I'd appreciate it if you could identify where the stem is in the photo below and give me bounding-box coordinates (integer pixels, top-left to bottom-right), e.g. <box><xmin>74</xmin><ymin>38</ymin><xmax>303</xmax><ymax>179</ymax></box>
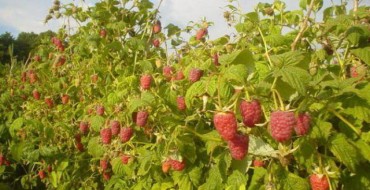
<box><xmin>330</xmin><ymin>110</ymin><xmax>361</xmax><ymax>136</ymax></box>
<box><xmin>272</xmin><ymin>89</ymin><xmax>285</xmax><ymax>111</ymax></box>
<box><xmin>257</xmin><ymin>27</ymin><xmax>273</xmax><ymax>68</ymax></box>
<box><xmin>291</xmin><ymin>0</ymin><xmax>315</xmax><ymax>51</ymax></box>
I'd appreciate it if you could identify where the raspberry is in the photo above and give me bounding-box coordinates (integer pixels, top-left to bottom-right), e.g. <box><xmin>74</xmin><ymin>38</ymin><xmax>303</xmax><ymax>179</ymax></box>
<box><xmin>310</xmin><ymin>174</ymin><xmax>329</xmax><ymax>190</ymax></box>
<box><xmin>228</xmin><ymin>134</ymin><xmax>249</xmax><ymax>160</ymax></box>
<box><xmin>100</xmin><ymin>29</ymin><xmax>107</xmax><ymax>38</ymax></box>
<box><xmin>270</xmin><ymin>111</ymin><xmax>296</xmax><ymax>142</ymax></box>
<box><xmin>120</xmin><ymin>127</ymin><xmax>133</xmax><ymax>143</ymax></box>
<box><xmin>75</xmin><ymin>133</ymin><xmax>81</xmax><ymax>143</ymax></box>
<box><xmin>110</xmin><ymin>120</ymin><xmax>121</xmax><ymax>136</ymax></box>
<box><xmin>28</xmin><ymin>70</ymin><xmax>37</xmax><ymax>84</ymax></box>
<box><xmin>48</xmin><ymin>165</ymin><xmax>52</xmax><ymax>173</ymax></box>
<box><xmin>79</xmin><ymin>121</ymin><xmax>89</xmax><ymax>135</ymax></box>
<box><xmin>39</xmin><ymin>170</ymin><xmax>47</xmax><ymax>179</ymax></box>
<box><xmin>140</xmin><ymin>74</ymin><xmax>152</xmax><ymax>90</ymax></box>
<box><xmin>136</xmin><ymin>111</ymin><xmax>149</xmax><ymax>127</ymax></box>
<box><xmin>239</xmin><ymin>99</ymin><xmax>262</xmax><ymax>127</ymax></box>
<box><xmin>100</xmin><ymin>159</ymin><xmax>109</xmax><ymax>171</ymax></box>
<box><xmin>253</xmin><ymin>159</ymin><xmax>265</xmax><ymax>167</ymax></box>
<box><xmin>121</xmin><ymin>154</ymin><xmax>131</xmax><ymax>164</ymax></box>
<box><xmin>163</xmin><ymin>66</ymin><xmax>173</xmax><ymax>80</ymax></box>
<box><xmin>0</xmin><ymin>155</ymin><xmax>4</xmax><ymax>166</ymax></box>
<box><xmin>350</xmin><ymin>64</ymin><xmax>367</xmax><ymax>80</ymax></box>
<box><xmin>34</xmin><ymin>55</ymin><xmax>41</xmax><ymax>62</ymax></box>
<box><xmin>76</xmin><ymin>142</ymin><xmax>84</xmax><ymax>152</ymax></box>
<box><xmin>213</xmin><ymin>112</ymin><xmax>237</xmax><ymax>140</ymax></box>
<box><xmin>91</xmin><ymin>74</ymin><xmax>98</xmax><ymax>83</ymax></box>
<box><xmin>196</xmin><ymin>28</ymin><xmax>208</xmax><ymax>41</ymax></box>
<box><xmin>33</xmin><ymin>90</ymin><xmax>40</xmax><ymax>100</ymax></box>
<box><xmin>100</xmin><ymin>128</ymin><xmax>112</xmax><ymax>144</ymax></box>
<box><xmin>103</xmin><ymin>172</ymin><xmax>111</xmax><ymax>181</ymax></box>
<box><xmin>189</xmin><ymin>68</ymin><xmax>203</xmax><ymax>83</ymax></box>
<box><xmin>61</xmin><ymin>94</ymin><xmax>69</xmax><ymax>104</ymax></box>
<box><xmin>212</xmin><ymin>53</ymin><xmax>220</xmax><ymax>66</ymax></box>
<box><xmin>170</xmin><ymin>159</ymin><xmax>186</xmax><ymax>171</ymax></box>
<box><xmin>162</xmin><ymin>160</ymin><xmax>171</xmax><ymax>173</ymax></box>
<box><xmin>96</xmin><ymin>105</ymin><xmax>105</xmax><ymax>116</ymax></box>
<box><xmin>295</xmin><ymin>113</ymin><xmax>311</xmax><ymax>136</ymax></box>
<box><xmin>56</xmin><ymin>56</ymin><xmax>66</xmax><ymax>67</ymax></box>
<box><xmin>173</xmin><ymin>70</ymin><xmax>185</xmax><ymax>81</ymax></box>
<box><xmin>176</xmin><ymin>96</ymin><xmax>186</xmax><ymax>111</ymax></box>
<box><xmin>152</xmin><ymin>39</ymin><xmax>160</xmax><ymax>48</ymax></box>
<box><xmin>153</xmin><ymin>20</ymin><xmax>161</xmax><ymax>34</ymax></box>
<box><xmin>45</xmin><ymin>97</ymin><xmax>54</xmax><ymax>108</ymax></box>
<box><xmin>21</xmin><ymin>72</ymin><xmax>27</xmax><ymax>82</ymax></box>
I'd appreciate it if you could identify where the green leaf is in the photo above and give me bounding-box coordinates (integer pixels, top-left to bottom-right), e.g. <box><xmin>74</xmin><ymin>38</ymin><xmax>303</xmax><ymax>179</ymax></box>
<box><xmin>248</xmin><ymin>168</ymin><xmax>267</xmax><ymax>190</ymax></box>
<box><xmin>329</xmin><ymin>134</ymin><xmax>360</xmax><ymax>172</ymax></box>
<box><xmin>223</xmin><ymin>64</ymin><xmax>248</xmax><ymax>84</ymax></box>
<box><xmin>226</xmin><ymin>170</ymin><xmax>247</xmax><ymax>190</ymax></box>
<box><xmin>219</xmin><ymin>49</ymin><xmax>255</xmax><ymax>74</ymax></box>
<box><xmin>185</xmin><ymin>81</ymin><xmax>206</xmax><ymax>107</ymax></box>
<box><xmin>112</xmin><ymin>157</ymin><xmax>125</xmax><ymax>176</ymax></box>
<box><xmin>353</xmin><ymin>139</ymin><xmax>370</xmax><ymax>162</ymax></box>
<box><xmin>139</xmin><ymin>60</ymin><xmax>153</xmax><ymax>73</ymax></box>
<box><xmin>280</xmin><ymin>171</ymin><xmax>310</xmax><ymax>190</ymax></box>
<box><xmin>87</xmin><ymin>137</ymin><xmax>105</xmax><ymax>158</ymax></box>
<box><xmin>89</xmin><ymin>115</ymin><xmax>105</xmax><ymax>132</ymax></box>
<box><xmin>165</xmin><ymin>24</ymin><xmax>181</xmax><ymax>37</ymax></box>
<box><xmin>199</xmin><ymin>166</ymin><xmax>223</xmax><ymax>190</ymax></box>
<box><xmin>310</xmin><ymin>120</ymin><xmax>332</xmax><ymax>143</ymax></box>
<box><xmin>137</xmin><ymin>152</ymin><xmax>152</xmax><ymax>176</ymax></box>
<box><xmin>351</xmin><ymin>47</ymin><xmax>370</xmax><ymax>66</ymax></box>
<box><xmin>9</xmin><ymin>117</ymin><xmax>23</xmax><ymax>137</ymax></box>
<box><xmin>177</xmin><ymin>136</ymin><xmax>197</xmax><ymax>163</ymax></box>
<box><xmin>189</xmin><ymin>167</ymin><xmax>202</xmax><ymax>187</ymax></box>
<box><xmin>249</xmin><ymin>135</ymin><xmax>277</xmax><ymax>157</ymax></box>
<box><xmin>10</xmin><ymin>142</ymin><xmax>25</xmax><ymax>162</ymax></box>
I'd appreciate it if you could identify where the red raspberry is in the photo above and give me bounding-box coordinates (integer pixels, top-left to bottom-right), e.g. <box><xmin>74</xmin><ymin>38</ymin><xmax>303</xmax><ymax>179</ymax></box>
<box><xmin>91</xmin><ymin>74</ymin><xmax>98</xmax><ymax>83</ymax></box>
<box><xmin>253</xmin><ymin>159</ymin><xmax>265</xmax><ymax>167</ymax></box>
<box><xmin>0</xmin><ymin>154</ymin><xmax>4</xmax><ymax>166</ymax></box>
<box><xmin>163</xmin><ymin>66</ymin><xmax>173</xmax><ymax>80</ymax></box>
<box><xmin>48</xmin><ymin>165</ymin><xmax>52</xmax><ymax>173</ymax></box>
<box><xmin>120</xmin><ymin>127</ymin><xmax>133</xmax><ymax>143</ymax></box>
<box><xmin>162</xmin><ymin>160</ymin><xmax>171</xmax><ymax>173</ymax></box>
<box><xmin>96</xmin><ymin>105</ymin><xmax>105</xmax><ymax>116</ymax></box>
<box><xmin>212</xmin><ymin>53</ymin><xmax>220</xmax><ymax>66</ymax></box>
<box><xmin>228</xmin><ymin>134</ymin><xmax>249</xmax><ymax>160</ymax></box>
<box><xmin>33</xmin><ymin>90</ymin><xmax>40</xmax><ymax>100</ymax></box>
<box><xmin>38</xmin><ymin>170</ymin><xmax>47</xmax><ymax>179</ymax></box>
<box><xmin>76</xmin><ymin>142</ymin><xmax>84</xmax><ymax>152</ymax></box>
<box><xmin>34</xmin><ymin>55</ymin><xmax>41</xmax><ymax>62</ymax></box>
<box><xmin>176</xmin><ymin>96</ymin><xmax>186</xmax><ymax>111</ymax></box>
<box><xmin>196</xmin><ymin>28</ymin><xmax>208</xmax><ymax>41</ymax></box>
<box><xmin>136</xmin><ymin>111</ymin><xmax>149</xmax><ymax>127</ymax></box>
<box><xmin>100</xmin><ymin>128</ymin><xmax>112</xmax><ymax>144</ymax></box>
<box><xmin>153</xmin><ymin>20</ymin><xmax>161</xmax><ymax>34</ymax></box>
<box><xmin>295</xmin><ymin>113</ymin><xmax>311</xmax><ymax>136</ymax></box>
<box><xmin>310</xmin><ymin>174</ymin><xmax>329</xmax><ymax>190</ymax></box>
<box><xmin>21</xmin><ymin>72</ymin><xmax>27</xmax><ymax>82</ymax></box>
<box><xmin>110</xmin><ymin>120</ymin><xmax>121</xmax><ymax>136</ymax></box>
<box><xmin>100</xmin><ymin>29</ymin><xmax>107</xmax><ymax>38</ymax></box>
<box><xmin>140</xmin><ymin>74</ymin><xmax>152</xmax><ymax>90</ymax></box>
<box><xmin>56</xmin><ymin>56</ymin><xmax>66</xmax><ymax>67</ymax></box>
<box><xmin>173</xmin><ymin>70</ymin><xmax>185</xmax><ymax>81</ymax></box>
<box><xmin>152</xmin><ymin>39</ymin><xmax>160</xmax><ymax>48</ymax></box>
<box><xmin>270</xmin><ymin>111</ymin><xmax>296</xmax><ymax>142</ymax></box>
<box><xmin>103</xmin><ymin>172</ymin><xmax>111</xmax><ymax>181</ymax></box>
<box><xmin>170</xmin><ymin>159</ymin><xmax>186</xmax><ymax>171</ymax></box>
<box><xmin>79</xmin><ymin>121</ymin><xmax>89</xmax><ymax>135</ymax></box>
<box><xmin>121</xmin><ymin>154</ymin><xmax>131</xmax><ymax>164</ymax></box>
<box><xmin>213</xmin><ymin>112</ymin><xmax>237</xmax><ymax>140</ymax></box>
<box><xmin>189</xmin><ymin>68</ymin><xmax>203</xmax><ymax>83</ymax></box>
<box><xmin>239</xmin><ymin>99</ymin><xmax>262</xmax><ymax>127</ymax></box>
<box><xmin>28</xmin><ymin>70</ymin><xmax>37</xmax><ymax>84</ymax></box>
<box><xmin>45</xmin><ymin>97</ymin><xmax>54</xmax><ymax>108</ymax></box>
<box><xmin>74</xmin><ymin>133</ymin><xmax>82</xmax><ymax>143</ymax></box>
<box><xmin>100</xmin><ymin>159</ymin><xmax>109</xmax><ymax>171</ymax></box>
<box><xmin>61</xmin><ymin>94</ymin><xmax>69</xmax><ymax>104</ymax></box>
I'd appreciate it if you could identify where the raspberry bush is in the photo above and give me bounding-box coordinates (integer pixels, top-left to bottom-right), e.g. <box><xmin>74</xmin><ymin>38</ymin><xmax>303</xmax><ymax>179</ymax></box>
<box><xmin>0</xmin><ymin>0</ymin><xmax>370</xmax><ymax>189</ymax></box>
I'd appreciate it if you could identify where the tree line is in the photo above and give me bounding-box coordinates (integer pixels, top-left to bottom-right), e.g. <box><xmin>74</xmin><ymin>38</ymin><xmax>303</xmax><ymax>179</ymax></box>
<box><xmin>0</xmin><ymin>30</ymin><xmax>56</xmax><ymax>64</ymax></box>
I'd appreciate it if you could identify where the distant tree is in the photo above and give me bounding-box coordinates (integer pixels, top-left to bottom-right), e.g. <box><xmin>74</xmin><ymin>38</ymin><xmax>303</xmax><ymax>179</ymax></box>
<box><xmin>0</xmin><ymin>32</ymin><xmax>15</xmax><ymax>64</ymax></box>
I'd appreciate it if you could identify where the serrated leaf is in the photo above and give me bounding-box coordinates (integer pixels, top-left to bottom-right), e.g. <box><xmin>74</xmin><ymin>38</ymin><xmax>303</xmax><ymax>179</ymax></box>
<box><xmin>226</xmin><ymin>170</ymin><xmax>247</xmax><ymax>190</ymax></box>
<box><xmin>277</xmin><ymin>66</ymin><xmax>310</xmax><ymax>95</ymax></box>
<box><xmin>223</xmin><ymin>64</ymin><xmax>248</xmax><ymax>84</ymax></box>
<box><xmin>351</xmin><ymin>47</ymin><xmax>370</xmax><ymax>66</ymax></box>
<box><xmin>310</xmin><ymin>120</ymin><xmax>332</xmax><ymax>143</ymax></box>
<box><xmin>249</xmin><ymin>135</ymin><xmax>277</xmax><ymax>157</ymax></box>
<box><xmin>137</xmin><ymin>152</ymin><xmax>152</xmax><ymax>176</ymax></box>
<box><xmin>248</xmin><ymin>168</ymin><xmax>267</xmax><ymax>190</ymax></box>
<box><xmin>199</xmin><ymin>166</ymin><xmax>223</xmax><ymax>190</ymax></box>
<box><xmin>342</xmin><ymin>97</ymin><xmax>370</xmax><ymax>123</ymax></box>
<box><xmin>165</xmin><ymin>24</ymin><xmax>181</xmax><ymax>37</ymax></box>
<box><xmin>9</xmin><ymin>117</ymin><xmax>23</xmax><ymax>137</ymax></box>
<box><xmin>329</xmin><ymin>134</ymin><xmax>360</xmax><ymax>172</ymax></box>
<box><xmin>111</xmin><ymin>157</ymin><xmax>125</xmax><ymax>176</ymax></box>
<box><xmin>139</xmin><ymin>60</ymin><xmax>153</xmax><ymax>73</ymax></box>
<box><xmin>87</xmin><ymin>137</ymin><xmax>105</xmax><ymax>158</ymax></box>
<box><xmin>185</xmin><ymin>81</ymin><xmax>206</xmax><ymax>106</ymax></box>
<box><xmin>219</xmin><ymin>49</ymin><xmax>255</xmax><ymax>74</ymax></box>
<box><xmin>10</xmin><ymin>142</ymin><xmax>25</xmax><ymax>161</ymax></box>
<box><xmin>89</xmin><ymin>115</ymin><xmax>105</xmax><ymax>132</ymax></box>
<box><xmin>189</xmin><ymin>167</ymin><xmax>202</xmax><ymax>187</ymax></box>
<box><xmin>281</xmin><ymin>172</ymin><xmax>310</xmax><ymax>190</ymax></box>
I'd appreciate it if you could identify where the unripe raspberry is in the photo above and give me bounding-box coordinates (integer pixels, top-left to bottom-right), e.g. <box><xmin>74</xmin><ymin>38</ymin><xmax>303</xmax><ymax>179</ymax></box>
<box><xmin>61</xmin><ymin>94</ymin><xmax>69</xmax><ymax>104</ymax></box>
<box><xmin>228</xmin><ymin>134</ymin><xmax>249</xmax><ymax>160</ymax></box>
<box><xmin>213</xmin><ymin>112</ymin><xmax>237</xmax><ymax>140</ymax></box>
<box><xmin>162</xmin><ymin>160</ymin><xmax>171</xmax><ymax>173</ymax></box>
<box><xmin>240</xmin><ymin>99</ymin><xmax>262</xmax><ymax>127</ymax></box>
<box><xmin>310</xmin><ymin>174</ymin><xmax>329</xmax><ymax>190</ymax></box>
<box><xmin>152</xmin><ymin>20</ymin><xmax>161</xmax><ymax>34</ymax></box>
<box><xmin>270</xmin><ymin>111</ymin><xmax>296</xmax><ymax>142</ymax></box>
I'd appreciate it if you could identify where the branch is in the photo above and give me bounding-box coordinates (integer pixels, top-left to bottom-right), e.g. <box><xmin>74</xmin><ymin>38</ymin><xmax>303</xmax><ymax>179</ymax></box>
<box><xmin>353</xmin><ymin>0</ymin><xmax>359</xmax><ymax>13</ymax></box>
<box><xmin>291</xmin><ymin>0</ymin><xmax>315</xmax><ymax>51</ymax></box>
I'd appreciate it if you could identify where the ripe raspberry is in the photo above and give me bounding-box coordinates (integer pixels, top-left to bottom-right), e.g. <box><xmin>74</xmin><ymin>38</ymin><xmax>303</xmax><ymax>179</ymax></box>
<box><xmin>176</xmin><ymin>96</ymin><xmax>186</xmax><ymax>111</ymax></box>
<box><xmin>34</xmin><ymin>55</ymin><xmax>41</xmax><ymax>62</ymax></box>
<box><xmin>76</xmin><ymin>142</ymin><xmax>84</xmax><ymax>152</ymax></box>
<box><xmin>212</xmin><ymin>53</ymin><xmax>220</xmax><ymax>66</ymax></box>
<box><xmin>75</xmin><ymin>133</ymin><xmax>82</xmax><ymax>143</ymax></box>
<box><xmin>189</xmin><ymin>68</ymin><xmax>203</xmax><ymax>83</ymax></box>
<box><xmin>121</xmin><ymin>154</ymin><xmax>131</xmax><ymax>164</ymax></box>
<box><xmin>45</xmin><ymin>97</ymin><xmax>54</xmax><ymax>108</ymax></box>
<box><xmin>196</xmin><ymin>28</ymin><xmax>208</xmax><ymax>41</ymax></box>
<box><xmin>100</xmin><ymin>159</ymin><xmax>109</xmax><ymax>171</ymax></box>
<box><xmin>136</xmin><ymin>111</ymin><xmax>149</xmax><ymax>127</ymax></box>
<box><xmin>213</xmin><ymin>112</ymin><xmax>237</xmax><ymax>140</ymax></box>
<box><xmin>228</xmin><ymin>134</ymin><xmax>249</xmax><ymax>160</ymax></box>
<box><xmin>173</xmin><ymin>70</ymin><xmax>185</xmax><ymax>81</ymax></box>
<box><xmin>163</xmin><ymin>66</ymin><xmax>173</xmax><ymax>80</ymax></box>
<box><xmin>79</xmin><ymin>121</ymin><xmax>89</xmax><ymax>135</ymax></box>
<box><xmin>162</xmin><ymin>160</ymin><xmax>171</xmax><ymax>173</ymax></box>
<box><xmin>28</xmin><ymin>70</ymin><xmax>37</xmax><ymax>84</ymax></box>
<box><xmin>270</xmin><ymin>111</ymin><xmax>296</xmax><ymax>142</ymax></box>
<box><xmin>48</xmin><ymin>165</ymin><xmax>52</xmax><ymax>173</ymax></box>
<box><xmin>140</xmin><ymin>74</ymin><xmax>152</xmax><ymax>90</ymax></box>
<box><xmin>310</xmin><ymin>174</ymin><xmax>329</xmax><ymax>190</ymax></box>
<box><xmin>100</xmin><ymin>128</ymin><xmax>112</xmax><ymax>144</ymax></box>
<box><xmin>110</xmin><ymin>120</ymin><xmax>121</xmax><ymax>136</ymax></box>
<box><xmin>61</xmin><ymin>94</ymin><xmax>69</xmax><ymax>104</ymax></box>
<box><xmin>96</xmin><ymin>105</ymin><xmax>105</xmax><ymax>116</ymax></box>
<box><xmin>39</xmin><ymin>170</ymin><xmax>47</xmax><ymax>179</ymax></box>
<box><xmin>295</xmin><ymin>113</ymin><xmax>311</xmax><ymax>136</ymax></box>
<box><xmin>120</xmin><ymin>127</ymin><xmax>133</xmax><ymax>143</ymax></box>
<box><xmin>253</xmin><ymin>159</ymin><xmax>265</xmax><ymax>167</ymax></box>
<box><xmin>33</xmin><ymin>90</ymin><xmax>40</xmax><ymax>100</ymax></box>
<box><xmin>153</xmin><ymin>20</ymin><xmax>161</xmax><ymax>34</ymax></box>
<box><xmin>170</xmin><ymin>159</ymin><xmax>186</xmax><ymax>171</ymax></box>
<box><xmin>103</xmin><ymin>172</ymin><xmax>111</xmax><ymax>181</ymax></box>
<box><xmin>239</xmin><ymin>99</ymin><xmax>262</xmax><ymax>127</ymax></box>
<box><xmin>152</xmin><ymin>39</ymin><xmax>160</xmax><ymax>48</ymax></box>
<box><xmin>0</xmin><ymin>155</ymin><xmax>4</xmax><ymax>166</ymax></box>
<box><xmin>100</xmin><ymin>29</ymin><xmax>107</xmax><ymax>38</ymax></box>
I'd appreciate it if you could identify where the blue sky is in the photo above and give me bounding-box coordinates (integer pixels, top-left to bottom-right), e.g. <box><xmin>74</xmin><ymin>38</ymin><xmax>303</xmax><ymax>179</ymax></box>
<box><xmin>0</xmin><ymin>0</ymin><xmax>362</xmax><ymax>39</ymax></box>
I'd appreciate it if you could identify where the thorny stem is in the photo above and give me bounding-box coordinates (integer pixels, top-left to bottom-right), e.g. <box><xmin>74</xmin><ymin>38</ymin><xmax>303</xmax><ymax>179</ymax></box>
<box><xmin>291</xmin><ymin>0</ymin><xmax>315</xmax><ymax>51</ymax></box>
